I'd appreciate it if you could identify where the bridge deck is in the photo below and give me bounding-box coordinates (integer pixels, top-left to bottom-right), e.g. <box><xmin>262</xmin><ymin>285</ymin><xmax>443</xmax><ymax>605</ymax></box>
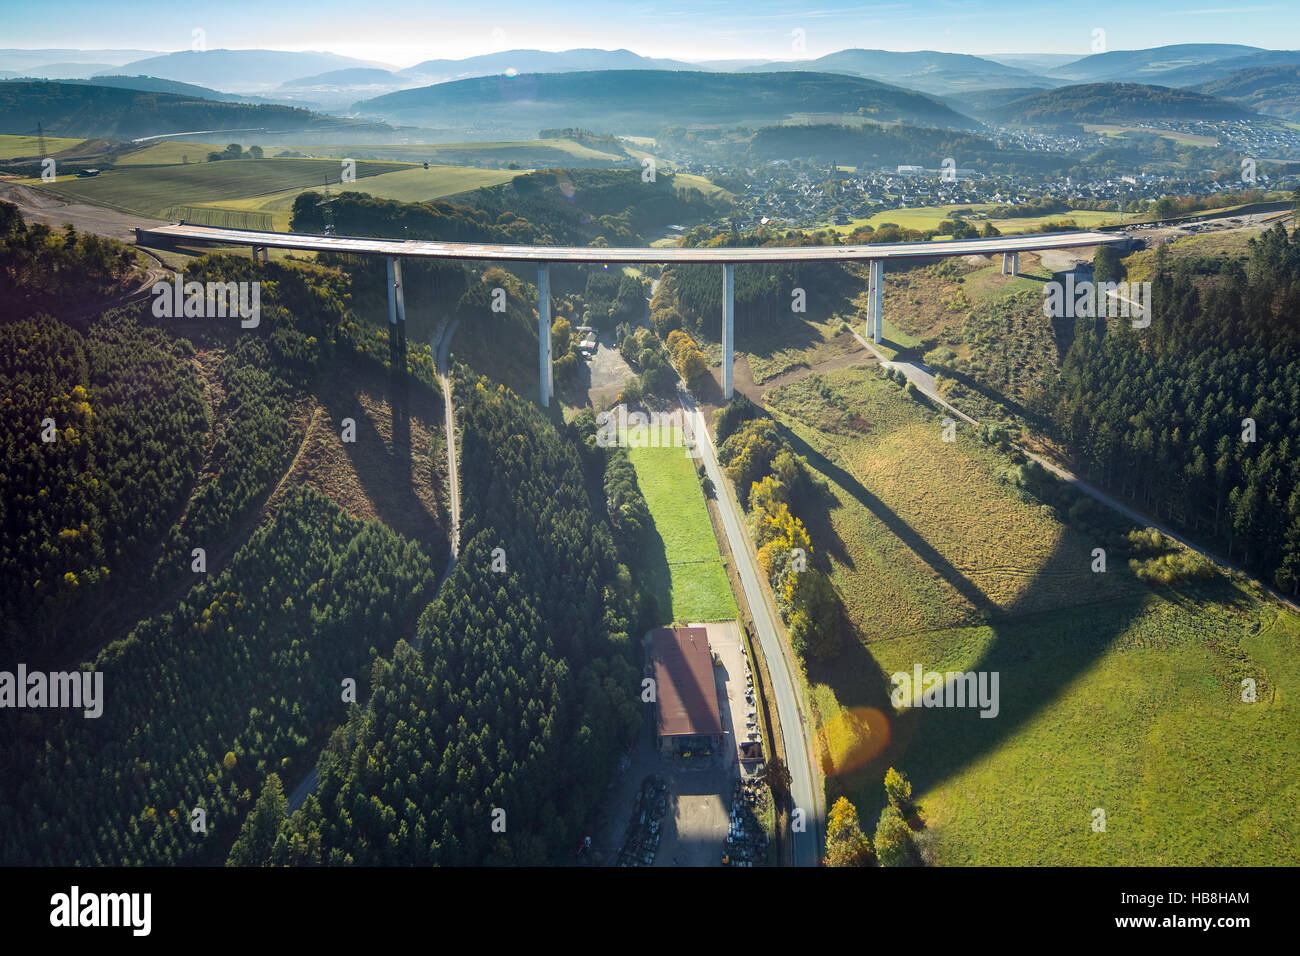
<box><xmin>137</xmin><ymin>223</ymin><xmax>1126</xmax><ymax>263</ymax></box>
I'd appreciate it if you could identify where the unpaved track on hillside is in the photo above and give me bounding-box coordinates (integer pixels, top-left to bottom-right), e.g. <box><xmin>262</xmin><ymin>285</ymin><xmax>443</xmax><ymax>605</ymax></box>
<box><xmin>0</xmin><ymin>181</ymin><xmax>164</xmax><ymax>241</ymax></box>
<box><xmin>432</xmin><ymin>318</ymin><xmax>461</xmax><ymax>570</ymax></box>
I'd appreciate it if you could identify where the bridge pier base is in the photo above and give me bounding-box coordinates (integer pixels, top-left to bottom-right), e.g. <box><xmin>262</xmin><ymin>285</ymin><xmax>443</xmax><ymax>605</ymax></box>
<box><xmin>722</xmin><ymin>262</ymin><xmax>734</xmax><ymax>400</ymax></box>
<box><xmin>1002</xmin><ymin>252</ymin><xmax>1019</xmax><ymax>276</ymax></box>
<box><xmin>538</xmin><ymin>263</ymin><xmax>552</xmax><ymax>407</ymax></box>
<box><xmin>386</xmin><ymin>256</ymin><xmax>407</xmax><ymax>371</ymax></box>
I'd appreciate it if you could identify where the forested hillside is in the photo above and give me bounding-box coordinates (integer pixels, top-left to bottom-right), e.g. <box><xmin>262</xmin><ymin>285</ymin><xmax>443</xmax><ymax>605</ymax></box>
<box><xmin>0</xmin><ymin>202</ymin><xmax>136</xmax><ymax>319</ymax></box>
<box><xmin>0</xmin><ymin>80</ymin><xmax>389</xmax><ymax>139</ymax></box>
<box><xmin>0</xmin><ymin>314</ymin><xmax>206</xmax><ymax>661</ymax></box>
<box><xmin>0</xmin><ymin>206</ymin><xmax>460</xmax><ymax>864</ymax></box>
<box><xmin>988</xmin><ymin>82</ymin><xmax>1253</xmax><ymax>125</ymax></box>
<box><xmin>355</xmin><ymin>69</ymin><xmax>980</xmax><ymax>134</ymax></box>
<box><xmin>1042</xmin><ymin>224</ymin><xmax>1300</xmax><ymax>594</ymax></box>
<box><xmin>0</xmin><ymin>488</ymin><xmax>434</xmax><ymax>865</ymax></box>
<box><xmin>232</xmin><ymin>371</ymin><xmax>644</xmax><ymax>864</ymax></box>
<box><xmin>291</xmin><ymin>168</ymin><xmax>721</xmax><ymax>247</ymax></box>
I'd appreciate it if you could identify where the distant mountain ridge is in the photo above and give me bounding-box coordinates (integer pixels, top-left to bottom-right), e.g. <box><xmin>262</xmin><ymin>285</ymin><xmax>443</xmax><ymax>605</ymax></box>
<box><xmin>400</xmin><ymin>48</ymin><xmax>696</xmax><ymax>82</ymax></box>
<box><xmin>355</xmin><ymin>69</ymin><xmax>982</xmax><ymax>135</ymax></box>
<box><xmin>735</xmin><ymin>48</ymin><xmax>1054</xmax><ymax>93</ymax></box>
<box><xmin>98</xmin><ymin>49</ymin><xmax>390</xmax><ymax>92</ymax></box>
<box><xmin>0</xmin><ymin>49</ymin><xmax>159</xmax><ymax>71</ymax></box>
<box><xmin>1047</xmin><ymin>43</ymin><xmax>1265</xmax><ymax>83</ymax></box>
<box><xmin>1154</xmin><ymin>49</ymin><xmax>1300</xmax><ymax>88</ymax></box>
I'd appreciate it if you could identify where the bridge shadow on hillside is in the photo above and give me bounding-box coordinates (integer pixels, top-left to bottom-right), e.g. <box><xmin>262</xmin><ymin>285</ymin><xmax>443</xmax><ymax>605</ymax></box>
<box><xmin>933</xmin><ymin>365</ymin><xmax>1038</xmax><ymax>425</ymax></box>
<box><xmin>876</xmin><ymin>336</ymin><xmax>923</xmax><ymax>360</ymax></box>
<box><xmin>734</xmin><ymin>315</ymin><xmax>825</xmax><ymax>365</ymax></box>
<box><xmin>315</xmin><ymin>353</ymin><xmax>450</xmax><ymax>554</ymax></box>
<box><xmin>775</xmin><ymin>411</ymin><xmax>1225</xmax><ymax>834</ymax></box>
<box><xmin>805</xmin><ymin>516</ymin><xmax>1157</xmax><ymax>823</ymax></box>
<box><xmin>389</xmin><ymin>364</ymin><xmax>412</xmax><ymax>461</ymax></box>
<box><xmin>827</xmin><ymin>553</ymin><xmax>1145</xmax><ymax>833</ymax></box>
<box><xmin>776</xmin><ymin>422</ymin><xmax>996</xmax><ymax>616</ymax></box>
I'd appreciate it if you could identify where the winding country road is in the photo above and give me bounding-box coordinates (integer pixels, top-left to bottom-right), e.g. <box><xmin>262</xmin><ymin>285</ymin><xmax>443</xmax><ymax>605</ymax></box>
<box><xmin>677</xmin><ymin>385</ymin><xmax>822</xmax><ymax>867</ymax></box>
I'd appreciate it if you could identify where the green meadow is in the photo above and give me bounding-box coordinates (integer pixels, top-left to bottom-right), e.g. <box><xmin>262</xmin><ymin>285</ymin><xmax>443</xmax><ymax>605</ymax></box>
<box><xmin>0</xmin><ymin>133</ymin><xmax>87</xmax><ymax>159</ymax></box>
<box><xmin>627</xmin><ymin>427</ymin><xmax>739</xmax><ymax>624</ymax></box>
<box><xmin>29</xmin><ymin>157</ymin><xmax>408</xmax><ymax>217</ymax></box>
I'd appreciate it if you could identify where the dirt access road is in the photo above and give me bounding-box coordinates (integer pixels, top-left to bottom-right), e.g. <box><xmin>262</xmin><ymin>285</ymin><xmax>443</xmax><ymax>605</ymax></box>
<box><xmin>0</xmin><ymin>180</ymin><xmax>165</xmax><ymax>242</ymax></box>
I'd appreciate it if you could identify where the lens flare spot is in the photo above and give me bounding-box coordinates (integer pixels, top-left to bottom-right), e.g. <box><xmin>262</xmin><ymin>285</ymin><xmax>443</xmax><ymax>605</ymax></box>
<box><xmin>815</xmin><ymin>706</ymin><xmax>890</xmax><ymax>777</ymax></box>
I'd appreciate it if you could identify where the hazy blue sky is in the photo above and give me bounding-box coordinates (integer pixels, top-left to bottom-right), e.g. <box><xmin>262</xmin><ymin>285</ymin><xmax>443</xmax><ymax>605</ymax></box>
<box><xmin>2</xmin><ymin>0</ymin><xmax>1297</xmax><ymax>65</ymax></box>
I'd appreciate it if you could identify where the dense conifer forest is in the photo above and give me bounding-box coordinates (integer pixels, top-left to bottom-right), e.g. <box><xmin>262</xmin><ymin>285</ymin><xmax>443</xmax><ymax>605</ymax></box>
<box><xmin>1042</xmin><ymin>225</ymin><xmax>1300</xmax><ymax>594</ymax></box>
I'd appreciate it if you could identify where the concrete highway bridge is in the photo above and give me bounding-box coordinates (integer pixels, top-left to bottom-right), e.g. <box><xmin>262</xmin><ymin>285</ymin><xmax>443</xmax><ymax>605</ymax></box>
<box><xmin>137</xmin><ymin>223</ymin><xmax>1128</xmax><ymax>407</ymax></box>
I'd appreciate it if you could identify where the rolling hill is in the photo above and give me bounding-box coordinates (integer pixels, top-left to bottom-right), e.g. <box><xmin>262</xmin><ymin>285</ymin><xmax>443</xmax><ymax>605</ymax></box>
<box><xmin>986</xmin><ymin>82</ymin><xmax>1255</xmax><ymax>126</ymax></box>
<box><xmin>1047</xmin><ymin>43</ymin><xmax>1264</xmax><ymax>83</ymax></box>
<box><xmin>942</xmin><ymin>86</ymin><xmax>1055</xmax><ymax>118</ymax></box>
<box><xmin>737</xmin><ymin>48</ymin><xmax>1053</xmax><ymax>94</ymax></box>
<box><xmin>356</xmin><ymin>70</ymin><xmax>981</xmax><ymax>135</ymax></box>
<box><xmin>0</xmin><ymin>80</ymin><xmax>391</xmax><ymax>140</ymax></box>
<box><xmin>1192</xmin><ymin>65</ymin><xmax>1300</xmax><ymax>121</ymax></box>
<box><xmin>1156</xmin><ymin>49</ymin><xmax>1300</xmax><ymax>88</ymax></box>
<box><xmin>51</xmin><ymin>74</ymin><xmax>262</xmax><ymax>103</ymax></box>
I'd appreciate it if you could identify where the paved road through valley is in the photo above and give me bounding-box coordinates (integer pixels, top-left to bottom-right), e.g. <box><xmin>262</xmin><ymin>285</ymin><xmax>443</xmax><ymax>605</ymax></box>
<box><xmin>678</xmin><ymin>385</ymin><xmax>822</xmax><ymax>866</ymax></box>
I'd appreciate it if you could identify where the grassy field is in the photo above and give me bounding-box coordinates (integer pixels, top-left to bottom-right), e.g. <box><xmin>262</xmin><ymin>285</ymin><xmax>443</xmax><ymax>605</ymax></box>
<box><xmin>0</xmin><ymin>133</ymin><xmax>87</xmax><ymax>159</ymax></box>
<box><xmin>163</xmin><ymin>205</ymin><xmax>274</xmax><ymax>230</ymax></box>
<box><xmin>671</xmin><ymin>171</ymin><xmax>733</xmax><ymax>202</ymax></box>
<box><xmin>988</xmin><ymin>209</ymin><xmax>1127</xmax><ymax>233</ymax></box>
<box><xmin>628</xmin><ymin>428</ymin><xmax>739</xmax><ymax>624</ymax></box>
<box><xmin>823</xmin><ymin>204</ymin><xmax>1134</xmax><ymax>237</ymax></box>
<box><xmin>757</xmin><ymin>361</ymin><xmax>1299</xmax><ymax>864</ymax></box>
<box><xmin>29</xmin><ymin>158</ymin><xmax>408</xmax><ymax>218</ymax></box>
<box><xmin>263</xmin><ymin>137</ymin><xmax>626</xmax><ymax>165</ymax></box>
<box><xmin>1084</xmin><ymin>124</ymin><xmax>1218</xmax><ymax>147</ymax></box>
<box><xmin>197</xmin><ymin>165</ymin><xmax>522</xmax><ymax>230</ymax></box>
<box><xmin>827</xmin><ymin>204</ymin><xmax>998</xmax><ymax>235</ymax></box>
<box><xmin>832</xmin><ymin>584</ymin><xmax>1300</xmax><ymax>865</ymax></box>
<box><xmin>115</xmin><ymin>140</ymin><xmax>224</xmax><ymax>165</ymax></box>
